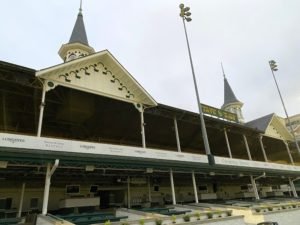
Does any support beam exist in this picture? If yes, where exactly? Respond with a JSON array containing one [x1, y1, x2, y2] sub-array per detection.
[[174, 117, 181, 152], [243, 135, 252, 160], [127, 176, 131, 208], [170, 169, 176, 205], [42, 159, 59, 215], [250, 173, 266, 201], [289, 178, 298, 198], [259, 135, 268, 162], [17, 182, 26, 218], [134, 103, 146, 148], [250, 176, 260, 200], [192, 171, 199, 203], [224, 129, 232, 158], [284, 141, 294, 165], [37, 84, 46, 137]]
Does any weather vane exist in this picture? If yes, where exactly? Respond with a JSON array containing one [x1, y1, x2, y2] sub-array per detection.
[[221, 62, 226, 78], [79, 0, 83, 13]]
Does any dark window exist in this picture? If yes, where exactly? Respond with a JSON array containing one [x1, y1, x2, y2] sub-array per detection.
[[5, 198, 12, 209], [66, 185, 80, 194], [90, 185, 98, 193], [241, 185, 248, 191], [198, 186, 208, 191], [0, 199, 6, 210], [30, 198, 38, 209]]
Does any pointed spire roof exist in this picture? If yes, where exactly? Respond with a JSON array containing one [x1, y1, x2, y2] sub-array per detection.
[[69, 2, 89, 46], [58, 1, 95, 62], [223, 77, 240, 105], [221, 63, 241, 107]]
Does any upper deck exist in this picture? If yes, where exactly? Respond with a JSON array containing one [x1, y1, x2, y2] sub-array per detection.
[[1, 132, 300, 177]]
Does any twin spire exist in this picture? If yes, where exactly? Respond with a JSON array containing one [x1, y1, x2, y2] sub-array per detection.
[[57, 2, 245, 123], [58, 0, 94, 62], [69, 0, 89, 46], [221, 63, 240, 107], [221, 63, 244, 123]]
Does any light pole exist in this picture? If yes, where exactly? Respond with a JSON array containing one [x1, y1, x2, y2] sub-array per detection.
[[268, 60, 300, 153], [179, 4, 214, 165]]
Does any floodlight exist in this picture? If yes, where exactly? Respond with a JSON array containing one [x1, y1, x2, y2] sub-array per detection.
[[184, 7, 190, 12]]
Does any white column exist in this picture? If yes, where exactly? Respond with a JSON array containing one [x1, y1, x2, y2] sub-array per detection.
[[243, 135, 252, 160], [259, 135, 268, 162], [135, 103, 146, 148], [284, 141, 294, 165], [127, 176, 131, 208], [42, 160, 59, 215], [174, 117, 181, 152], [170, 169, 176, 205], [289, 178, 298, 198], [224, 129, 232, 158], [140, 109, 146, 148], [17, 182, 26, 218], [37, 84, 46, 137], [148, 176, 152, 203], [42, 163, 51, 215], [250, 176, 260, 200], [192, 171, 199, 203]]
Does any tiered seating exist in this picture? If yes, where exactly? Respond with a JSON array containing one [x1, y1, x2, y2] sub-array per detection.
[[139, 207, 191, 215], [161, 209, 191, 215], [56, 212, 128, 225]]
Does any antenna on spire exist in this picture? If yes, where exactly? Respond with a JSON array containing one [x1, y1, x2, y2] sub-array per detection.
[[79, 0, 83, 14], [221, 62, 226, 79]]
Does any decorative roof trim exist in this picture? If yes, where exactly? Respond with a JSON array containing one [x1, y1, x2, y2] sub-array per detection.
[[36, 50, 157, 107]]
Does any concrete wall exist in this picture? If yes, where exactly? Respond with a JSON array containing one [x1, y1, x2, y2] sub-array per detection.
[[115, 207, 245, 225], [0, 187, 44, 212], [129, 183, 217, 205], [215, 184, 245, 199]]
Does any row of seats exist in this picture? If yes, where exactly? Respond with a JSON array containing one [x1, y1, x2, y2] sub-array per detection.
[[139, 207, 191, 215], [57, 211, 113, 220], [56, 212, 128, 225]]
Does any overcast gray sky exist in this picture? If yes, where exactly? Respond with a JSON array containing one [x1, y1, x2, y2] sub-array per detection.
[[1, 0, 299, 121]]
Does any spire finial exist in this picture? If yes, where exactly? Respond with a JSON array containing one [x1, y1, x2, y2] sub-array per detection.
[[221, 62, 226, 79], [79, 0, 83, 14]]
